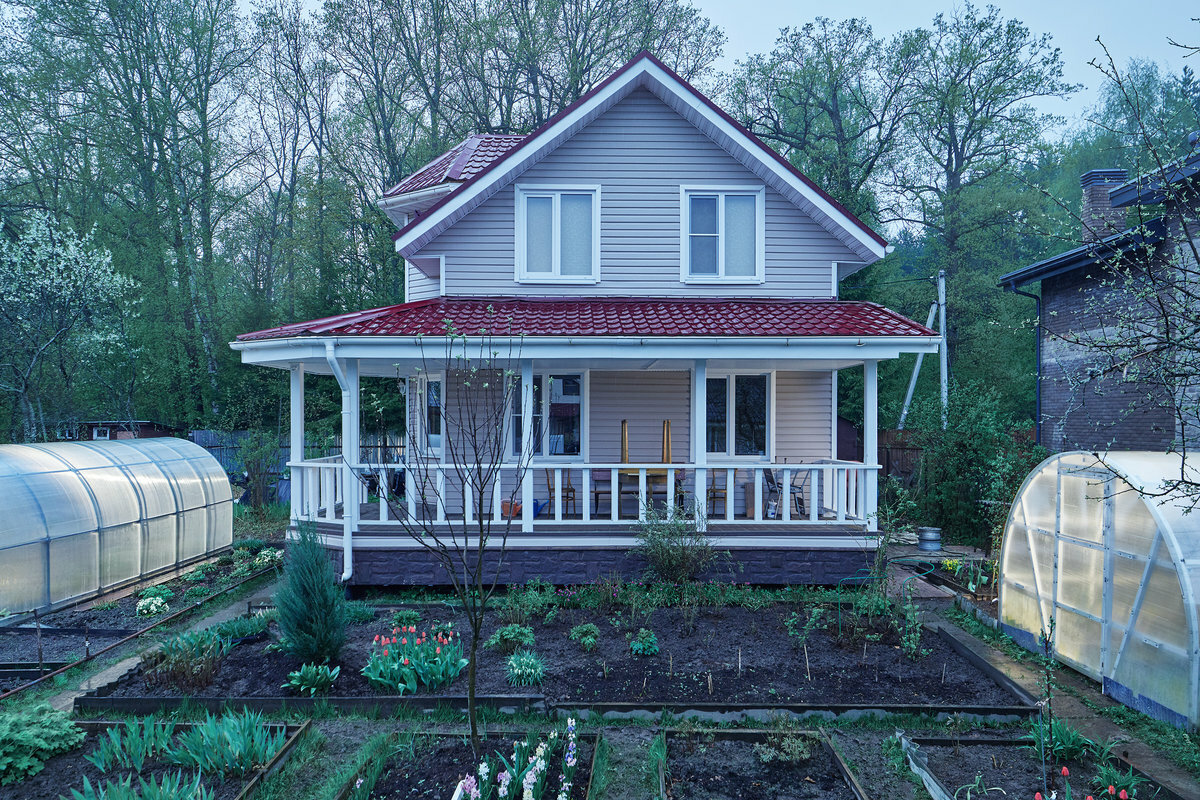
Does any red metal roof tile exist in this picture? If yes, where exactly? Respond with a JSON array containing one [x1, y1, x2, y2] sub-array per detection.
[[237, 297, 937, 341], [383, 134, 526, 197]]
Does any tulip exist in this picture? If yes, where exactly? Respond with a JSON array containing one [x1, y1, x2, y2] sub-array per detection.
[[1119, 792, 1128, 800], [402, 637, 408, 645], [403, 657, 409, 665], [1108, 787, 1116, 796], [437, 646, 442, 654], [1062, 767, 1070, 778], [383, 649, 389, 656], [1035, 793, 1043, 800], [374, 634, 380, 643]]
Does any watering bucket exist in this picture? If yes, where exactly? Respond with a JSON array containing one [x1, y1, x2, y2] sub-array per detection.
[[917, 527, 942, 552]]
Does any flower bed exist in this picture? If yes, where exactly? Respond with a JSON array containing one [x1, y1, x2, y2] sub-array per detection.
[[0, 710, 307, 800], [355, 724, 595, 800], [663, 731, 860, 800]]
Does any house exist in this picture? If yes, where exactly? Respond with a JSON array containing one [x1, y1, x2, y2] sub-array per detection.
[[71, 420, 184, 441], [231, 52, 940, 586], [1000, 137, 1200, 454]]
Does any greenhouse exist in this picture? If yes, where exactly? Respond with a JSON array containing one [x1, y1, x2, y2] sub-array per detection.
[[999, 450, 1200, 728], [0, 438, 232, 614]]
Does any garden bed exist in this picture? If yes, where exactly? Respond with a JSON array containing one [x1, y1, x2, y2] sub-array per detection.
[[901, 735, 1182, 800], [663, 730, 863, 800], [79, 603, 1032, 717], [0, 717, 308, 800]]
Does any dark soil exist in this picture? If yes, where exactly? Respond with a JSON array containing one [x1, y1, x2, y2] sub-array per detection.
[[922, 741, 1147, 798], [666, 736, 856, 800], [0, 630, 129, 663], [0, 732, 254, 800], [103, 604, 1022, 707], [369, 735, 592, 800]]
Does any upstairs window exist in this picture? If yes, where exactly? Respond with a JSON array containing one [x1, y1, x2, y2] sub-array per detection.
[[681, 187, 765, 282], [515, 185, 600, 283]]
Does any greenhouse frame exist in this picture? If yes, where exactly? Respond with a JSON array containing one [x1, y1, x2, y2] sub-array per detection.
[[999, 451, 1200, 728], [0, 438, 232, 614]]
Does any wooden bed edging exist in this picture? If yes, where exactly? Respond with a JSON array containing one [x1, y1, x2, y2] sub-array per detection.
[[75, 692, 546, 715], [905, 734, 1192, 800], [548, 701, 1034, 724], [930, 623, 1039, 706]]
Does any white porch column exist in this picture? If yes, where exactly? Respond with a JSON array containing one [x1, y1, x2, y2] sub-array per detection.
[[691, 359, 707, 530], [342, 358, 360, 553], [288, 363, 304, 526], [863, 359, 879, 532], [520, 359, 534, 533]]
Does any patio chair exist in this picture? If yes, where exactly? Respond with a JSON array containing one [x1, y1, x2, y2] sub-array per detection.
[[706, 470, 728, 518], [544, 468, 578, 517], [763, 469, 808, 518]]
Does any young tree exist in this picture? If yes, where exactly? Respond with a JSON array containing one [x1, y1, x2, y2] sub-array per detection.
[[0, 214, 131, 441], [362, 318, 534, 755]]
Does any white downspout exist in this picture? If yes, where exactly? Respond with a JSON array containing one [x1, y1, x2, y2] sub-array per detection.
[[324, 341, 355, 582]]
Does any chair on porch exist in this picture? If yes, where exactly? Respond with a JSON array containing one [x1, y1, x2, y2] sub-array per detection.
[[544, 469, 578, 517], [763, 468, 808, 519], [705, 470, 728, 518]]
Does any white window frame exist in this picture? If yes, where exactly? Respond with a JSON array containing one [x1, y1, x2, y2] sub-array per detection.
[[514, 184, 602, 284], [509, 371, 589, 462], [705, 370, 774, 461], [416, 373, 445, 459], [93, 426, 111, 441], [679, 185, 766, 284]]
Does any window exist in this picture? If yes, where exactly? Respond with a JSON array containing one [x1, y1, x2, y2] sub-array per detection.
[[706, 374, 770, 457], [680, 187, 765, 282], [420, 377, 443, 455], [515, 185, 600, 282], [93, 427, 111, 441], [513, 374, 583, 458]]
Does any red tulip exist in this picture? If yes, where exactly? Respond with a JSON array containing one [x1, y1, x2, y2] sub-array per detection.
[[1108, 787, 1116, 796], [374, 634, 380, 643], [1062, 767, 1069, 778], [383, 649, 389, 656], [1119, 792, 1128, 800], [401, 637, 408, 645], [436, 646, 442, 654], [403, 657, 409, 665], [1036, 793, 1043, 800]]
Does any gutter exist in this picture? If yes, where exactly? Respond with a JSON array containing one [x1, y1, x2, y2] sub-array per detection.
[[323, 342, 354, 583], [1002, 282, 1042, 446]]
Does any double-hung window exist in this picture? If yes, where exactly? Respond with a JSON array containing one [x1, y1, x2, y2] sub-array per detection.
[[418, 375, 443, 456], [680, 186, 765, 282], [705, 373, 770, 458], [512, 374, 583, 458], [515, 185, 600, 282]]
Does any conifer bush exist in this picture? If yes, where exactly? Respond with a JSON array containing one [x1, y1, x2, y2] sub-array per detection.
[[274, 524, 347, 663]]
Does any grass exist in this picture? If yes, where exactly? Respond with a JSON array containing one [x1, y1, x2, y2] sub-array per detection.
[[234, 502, 290, 543]]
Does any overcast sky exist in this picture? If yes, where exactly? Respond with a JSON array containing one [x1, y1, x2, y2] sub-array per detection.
[[700, 0, 1199, 127]]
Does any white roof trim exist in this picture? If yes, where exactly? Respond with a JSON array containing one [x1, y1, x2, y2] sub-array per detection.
[[393, 57, 885, 263]]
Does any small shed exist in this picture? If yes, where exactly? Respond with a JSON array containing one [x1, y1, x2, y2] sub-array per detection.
[[999, 451, 1200, 728], [0, 438, 232, 614]]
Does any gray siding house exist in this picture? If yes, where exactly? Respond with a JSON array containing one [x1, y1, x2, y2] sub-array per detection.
[[232, 53, 940, 586]]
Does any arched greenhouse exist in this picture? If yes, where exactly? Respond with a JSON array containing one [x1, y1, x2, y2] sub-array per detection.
[[999, 451, 1200, 728], [0, 438, 232, 614]]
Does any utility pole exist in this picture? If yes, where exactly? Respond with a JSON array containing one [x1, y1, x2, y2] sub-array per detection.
[[938, 269, 948, 428], [897, 302, 938, 430]]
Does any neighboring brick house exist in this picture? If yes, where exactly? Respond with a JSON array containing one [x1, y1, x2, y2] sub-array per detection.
[[1000, 142, 1200, 453]]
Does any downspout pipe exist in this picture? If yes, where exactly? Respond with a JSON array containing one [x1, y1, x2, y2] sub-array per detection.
[[324, 341, 354, 583], [1004, 283, 1042, 446]]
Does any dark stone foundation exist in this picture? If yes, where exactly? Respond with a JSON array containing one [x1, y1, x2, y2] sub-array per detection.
[[330, 544, 874, 587]]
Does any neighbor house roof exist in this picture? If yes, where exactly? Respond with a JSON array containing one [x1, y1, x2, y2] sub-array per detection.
[[1109, 148, 1200, 208], [383, 134, 526, 198], [998, 218, 1168, 289], [387, 51, 887, 264], [236, 297, 936, 342]]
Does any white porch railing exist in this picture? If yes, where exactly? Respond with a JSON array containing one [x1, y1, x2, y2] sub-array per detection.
[[289, 457, 878, 530]]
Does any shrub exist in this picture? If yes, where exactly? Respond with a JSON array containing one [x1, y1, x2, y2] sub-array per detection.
[[135, 597, 169, 617], [0, 706, 84, 785], [216, 553, 234, 567], [274, 524, 347, 663], [143, 629, 231, 691], [569, 623, 600, 652], [505, 649, 545, 686], [67, 772, 213, 800], [345, 601, 378, 625], [139, 585, 175, 601], [169, 709, 285, 777], [484, 624, 535, 654], [361, 626, 468, 694], [634, 503, 715, 583], [630, 628, 659, 657], [283, 663, 340, 696], [391, 608, 421, 628], [183, 569, 209, 583], [183, 585, 209, 602]]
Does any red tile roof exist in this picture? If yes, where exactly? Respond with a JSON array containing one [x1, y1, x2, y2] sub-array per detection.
[[383, 134, 526, 197], [237, 297, 936, 341]]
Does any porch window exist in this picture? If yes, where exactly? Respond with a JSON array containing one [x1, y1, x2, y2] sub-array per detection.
[[513, 374, 582, 457], [515, 185, 600, 283], [681, 187, 765, 282], [422, 377, 443, 454], [706, 374, 769, 457]]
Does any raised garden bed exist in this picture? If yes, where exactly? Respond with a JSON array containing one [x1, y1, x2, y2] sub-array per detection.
[[0, 717, 308, 800], [662, 730, 865, 800], [76, 604, 1034, 721], [899, 734, 1184, 800]]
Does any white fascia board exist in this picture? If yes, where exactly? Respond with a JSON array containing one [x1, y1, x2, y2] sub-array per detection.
[[231, 334, 941, 369], [378, 184, 457, 229]]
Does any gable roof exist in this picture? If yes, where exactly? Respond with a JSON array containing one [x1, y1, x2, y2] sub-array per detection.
[[383, 134, 526, 197], [236, 297, 934, 342], [390, 52, 887, 263]]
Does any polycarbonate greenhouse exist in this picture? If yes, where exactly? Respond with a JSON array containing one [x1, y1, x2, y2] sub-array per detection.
[[0, 438, 232, 614], [1000, 451, 1200, 728]]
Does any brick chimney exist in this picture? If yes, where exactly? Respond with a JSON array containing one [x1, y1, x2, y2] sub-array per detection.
[[1080, 169, 1128, 243]]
